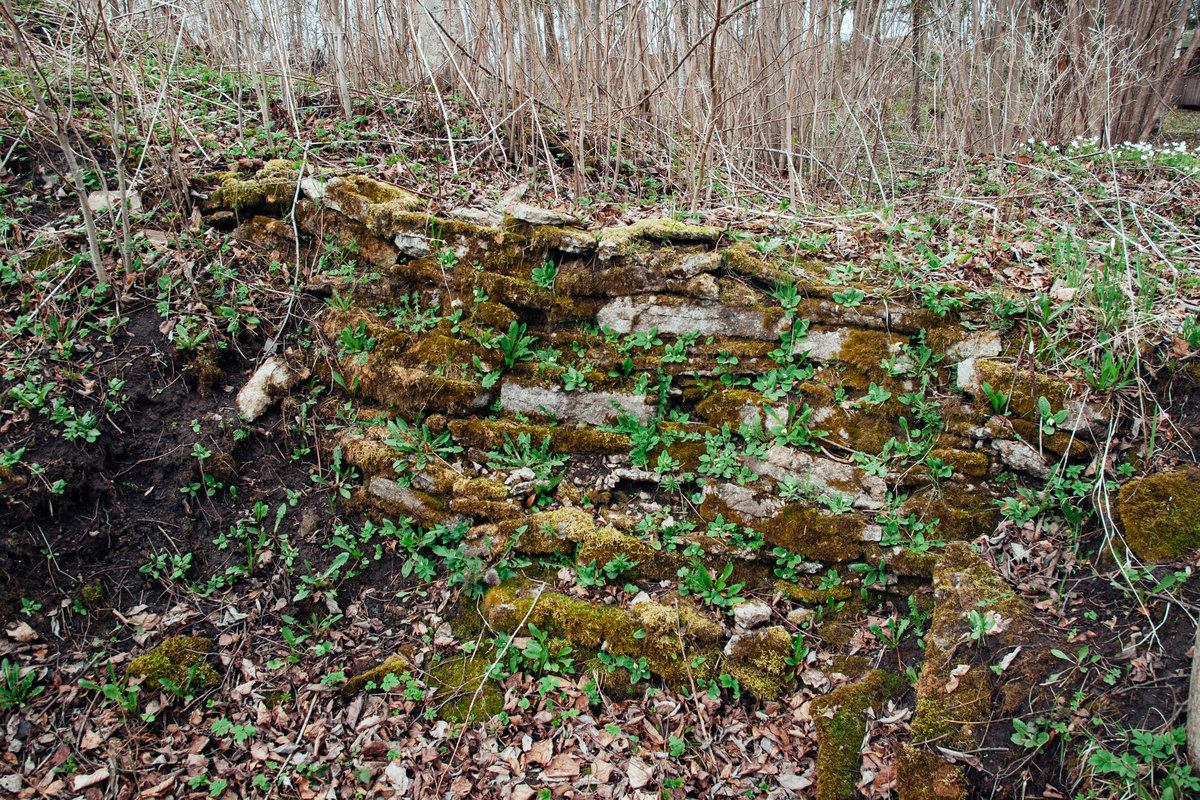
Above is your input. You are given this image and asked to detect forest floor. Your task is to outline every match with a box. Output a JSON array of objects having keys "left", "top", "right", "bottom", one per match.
[{"left": 3, "top": 57, "right": 1200, "bottom": 800}]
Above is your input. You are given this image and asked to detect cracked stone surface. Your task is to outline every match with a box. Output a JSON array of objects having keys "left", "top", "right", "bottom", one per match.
[
  {"left": 596, "top": 296, "right": 788, "bottom": 340},
  {"left": 499, "top": 381, "right": 654, "bottom": 426}
]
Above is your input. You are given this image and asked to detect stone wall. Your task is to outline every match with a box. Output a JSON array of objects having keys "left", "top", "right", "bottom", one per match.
[{"left": 203, "top": 164, "right": 1111, "bottom": 797}]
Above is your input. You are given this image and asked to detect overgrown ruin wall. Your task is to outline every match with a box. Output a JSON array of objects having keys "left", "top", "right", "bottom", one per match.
[{"left": 201, "top": 163, "right": 1115, "bottom": 798}]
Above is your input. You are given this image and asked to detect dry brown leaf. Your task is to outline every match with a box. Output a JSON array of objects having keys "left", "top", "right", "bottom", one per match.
[
  {"left": 6, "top": 621, "right": 37, "bottom": 642},
  {"left": 626, "top": 758, "right": 652, "bottom": 789},
  {"left": 944, "top": 664, "right": 971, "bottom": 693},
  {"left": 543, "top": 752, "right": 581, "bottom": 779},
  {"left": 73, "top": 768, "right": 109, "bottom": 791},
  {"left": 527, "top": 739, "right": 553, "bottom": 766}
]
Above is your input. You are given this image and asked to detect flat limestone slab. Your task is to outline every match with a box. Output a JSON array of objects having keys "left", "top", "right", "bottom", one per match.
[
  {"left": 499, "top": 381, "right": 654, "bottom": 425},
  {"left": 596, "top": 296, "right": 788, "bottom": 341}
]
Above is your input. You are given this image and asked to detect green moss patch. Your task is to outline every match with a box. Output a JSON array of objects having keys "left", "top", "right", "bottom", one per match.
[
  {"left": 429, "top": 656, "right": 503, "bottom": 722},
  {"left": 341, "top": 655, "right": 409, "bottom": 697},
  {"left": 761, "top": 504, "right": 875, "bottom": 563},
  {"left": 481, "top": 582, "right": 721, "bottom": 685},
  {"left": 1116, "top": 467, "right": 1200, "bottom": 561},
  {"left": 472, "top": 507, "right": 596, "bottom": 555},
  {"left": 725, "top": 626, "right": 794, "bottom": 701},
  {"left": 447, "top": 418, "right": 631, "bottom": 456},
  {"left": 898, "top": 542, "right": 1034, "bottom": 799},
  {"left": 812, "top": 670, "right": 907, "bottom": 800},
  {"left": 128, "top": 636, "right": 219, "bottom": 691}
]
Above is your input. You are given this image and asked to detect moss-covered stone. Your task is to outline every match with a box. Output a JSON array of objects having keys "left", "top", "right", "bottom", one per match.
[
  {"left": 1116, "top": 467, "right": 1200, "bottom": 562},
  {"left": 761, "top": 504, "right": 876, "bottom": 563},
  {"left": 481, "top": 582, "right": 721, "bottom": 685},
  {"left": 897, "top": 542, "right": 1033, "bottom": 800},
  {"left": 128, "top": 636, "right": 219, "bottom": 691},
  {"left": 428, "top": 656, "right": 503, "bottom": 722},
  {"left": 473, "top": 301, "right": 518, "bottom": 330},
  {"left": 721, "top": 242, "right": 794, "bottom": 286},
  {"left": 322, "top": 175, "right": 426, "bottom": 229},
  {"left": 359, "top": 477, "right": 459, "bottom": 524},
  {"left": 320, "top": 312, "right": 489, "bottom": 416},
  {"left": 812, "top": 670, "right": 907, "bottom": 800},
  {"left": 900, "top": 484, "right": 1001, "bottom": 544},
  {"left": 973, "top": 360, "right": 1069, "bottom": 413},
  {"left": 798, "top": 381, "right": 898, "bottom": 453},
  {"left": 695, "top": 389, "right": 773, "bottom": 431},
  {"left": 391, "top": 256, "right": 584, "bottom": 317},
  {"left": 472, "top": 507, "right": 596, "bottom": 555},
  {"left": 341, "top": 655, "right": 409, "bottom": 697},
  {"left": 775, "top": 580, "right": 855, "bottom": 606},
  {"left": 207, "top": 172, "right": 294, "bottom": 213},
  {"left": 928, "top": 448, "right": 990, "bottom": 478},
  {"left": 294, "top": 199, "right": 401, "bottom": 269},
  {"left": 447, "top": 418, "right": 631, "bottom": 456},
  {"left": 725, "top": 626, "right": 794, "bottom": 701},
  {"left": 597, "top": 218, "right": 721, "bottom": 260},
  {"left": 341, "top": 431, "right": 398, "bottom": 478},
  {"left": 576, "top": 526, "right": 685, "bottom": 581}
]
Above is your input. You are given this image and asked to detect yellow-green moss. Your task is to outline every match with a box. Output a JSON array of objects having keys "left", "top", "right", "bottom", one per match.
[
  {"left": 328, "top": 327, "right": 487, "bottom": 416},
  {"left": 900, "top": 484, "right": 1001, "bottom": 544},
  {"left": 598, "top": 218, "right": 721, "bottom": 258},
  {"left": 721, "top": 242, "right": 791, "bottom": 285},
  {"left": 726, "top": 626, "right": 794, "bottom": 701},
  {"left": 341, "top": 433, "right": 398, "bottom": 478},
  {"left": 447, "top": 418, "right": 631, "bottom": 456},
  {"left": 429, "top": 656, "right": 503, "bottom": 721},
  {"left": 775, "top": 580, "right": 855, "bottom": 606},
  {"left": 128, "top": 636, "right": 219, "bottom": 691},
  {"left": 928, "top": 448, "right": 990, "bottom": 478},
  {"left": 341, "top": 655, "right": 409, "bottom": 697},
  {"left": 971, "top": 360, "right": 1073, "bottom": 421},
  {"left": 406, "top": 333, "right": 493, "bottom": 371},
  {"left": 1008, "top": 419, "right": 1091, "bottom": 458},
  {"left": 761, "top": 505, "right": 872, "bottom": 563},
  {"left": 812, "top": 670, "right": 907, "bottom": 800},
  {"left": 797, "top": 381, "right": 897, "bottom": 453},
  {"left": 322, "top": 176, "right": 425, "bottom": 228},
  {"left": 476, "top": 507, "right": 596, "bottom": 555},
  {"left": 896, "top": 744, "right": 967, "bottom": 800},
  {"left": 576, "top": 526, "right": 684, "bottom": 581},
  {"left": 695, "top": 389, "right": 771, "bottom": 431},
  {"left": 898, "top": 542, "right": 1033, "bottom": 799},
  {"left": 481, "top": 582, "right": 720, "bottom": 685},
  {"left": 80, "top": 581, "right": 103, "bottom": 609},
  {"left": 258, "top": 159, "right": 298, "bottom": 179},
  {"left": 208, "top": 171, "right": 294, "bottom": 213},
  {"left": 392, "top": 256, "right": 583, "bottom": 316},
  {"left": 1116, "top": 468, "right": 1200, "bottom": 562},
  {"left": 473, "top": 301, "right": 518, "bottom": 330}
]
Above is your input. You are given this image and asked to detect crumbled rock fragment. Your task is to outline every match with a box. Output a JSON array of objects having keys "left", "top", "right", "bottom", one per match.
[
  {"left": 237, "top": 357, "right": 305, "bottom": 421},
  {"left": 508, "top": 202, "right": 578, "bottom": 227},
  {"left": 732, "top": 599, "right": 772, "bottom": 631},
  {"left": 87, "top": 190, "right": 142, "bottom": 213}
]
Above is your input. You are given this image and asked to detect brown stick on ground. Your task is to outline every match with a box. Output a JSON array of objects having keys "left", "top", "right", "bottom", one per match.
[{"left": 1189, "top": 615, "right": 1200, "bottom": 769}]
